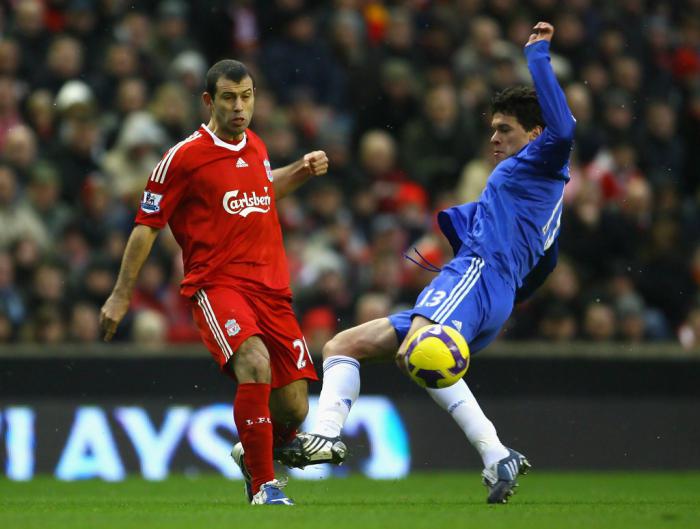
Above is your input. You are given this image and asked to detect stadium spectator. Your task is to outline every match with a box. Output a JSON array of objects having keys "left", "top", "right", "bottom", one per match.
[
  {"left": 63, "top": 0, "right": 101, "bottom": 68},
  {"left": 24, "top": 89, "right": 56, "bottom": 149},
  {"left": 637, "top": 100, "right": 685, "bottom": 188},
  {"left": 582, "top": 301, "right": 617, "bottom": 342},
  {"left": 9, "top": 0, "right": 50, "bottom": 82},
  {"left": 24, "top": 162, "right": 72, "bottom": 239},
  {"left": 354, "top": 59, "right": 418, "bottom": 143},
  {"left": 401, "top": 83, "right": 479, "bottom": 193},
  {"left": 353, "top": 292, "right": 392, "bottom": 326},
  {"left": 0, "top": 76, "right": 23, "bottom": 152},
  {"left": 2, "top": 124, "right": 38, "bottom": 185},
  {"left": 35, "top": 35, "right": 85, "bottom": 94},
  {"left": 678, "top": 307, "right": 700, "bottom": 351},
  {"left": 21, "top": 303, "right": 66, "bottom": 344},
  {"left": 301, "top": 306, "right": 337, "bottom": 357},
  {"left": 152, "top": 0, "right": 198, "bottom": 73},
  {"left": 68, "top": 301, "right": 101, "bottom": 343},
  {"left": 456, "top": 138, "right": 495, "bottom": 204},
  {"left": 101, "top": 111, "right": 166, "bottom": 202},
  {"left": 0, "top": 164, "right": 49, "bottom": 251},
  {"left": 0, "top": 38, "right": 21, "bottom": 77},
  {"left": 261, "top": 9, "right": 345, "bottom": 108},
  {"left": 132, "top": 308, "right": 168, "bottom": 349},
  {"left": 357, "top": 129, "right": 408, "bottom": 210},
  {"left": 149, "top": 82, "right": 198, "bottom": 146}
]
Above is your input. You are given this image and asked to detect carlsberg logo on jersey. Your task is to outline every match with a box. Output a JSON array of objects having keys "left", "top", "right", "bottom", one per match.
[{"left": 222, "top": 188, "right": 271, "bottom": 217}]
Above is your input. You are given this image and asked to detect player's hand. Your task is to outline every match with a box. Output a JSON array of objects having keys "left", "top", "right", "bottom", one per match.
[
  {"left": 526, "top": 21, "right": 554, "bottom": 47},
  {"left": 303, "top": 150, "right": 328, "bottom": 177},
  {"left": 99, "top": 293, "right": 130, "bottom": 342},
  {"left": 395, "top": 346, "right": 409, "bottom": 376}
]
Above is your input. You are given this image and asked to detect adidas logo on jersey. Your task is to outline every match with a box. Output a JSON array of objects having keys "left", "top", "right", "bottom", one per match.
[
  {"left": 236, "top": 158, "right": 248, "bottom": 168},
  {"left": 451, "top": 320, "right": 463, "bottom": 332}
]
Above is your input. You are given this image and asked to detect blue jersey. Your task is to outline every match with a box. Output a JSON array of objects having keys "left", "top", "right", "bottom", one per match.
[{"left": 438, "top": 41, "right": 575, "bottom": 289}]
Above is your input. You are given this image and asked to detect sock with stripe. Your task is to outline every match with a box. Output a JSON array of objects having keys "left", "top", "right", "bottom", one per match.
[
  {"left": 312, "top": 356, "right": 360, "bottom": 437},
  {"left": 426, "top": 379, "right": 509, "bottom": 468},
  {"left": 233, "top": 382, "right": 275, "bottom": 493}
]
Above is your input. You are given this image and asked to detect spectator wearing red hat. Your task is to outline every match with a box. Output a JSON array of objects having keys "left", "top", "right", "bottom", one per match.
[{"left": 302, "top": 306, "right": 337, "bottom": 358}]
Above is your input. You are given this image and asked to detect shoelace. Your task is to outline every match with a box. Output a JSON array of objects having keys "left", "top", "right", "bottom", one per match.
[
  {"left": 403, "top": 247, "right": 443, "bottom": 273},
  {"left": 263, "top": 477, "right": 289, "bottom": 489}
]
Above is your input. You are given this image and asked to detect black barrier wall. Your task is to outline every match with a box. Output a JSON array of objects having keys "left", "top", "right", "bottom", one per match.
[{"left": 1, "top": 350, "right": 699, "bottom": 479}]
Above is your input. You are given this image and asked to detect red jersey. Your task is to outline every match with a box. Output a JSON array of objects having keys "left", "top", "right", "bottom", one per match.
[{"left": 135, "top": 125, "right": 291, "bottom": 298}]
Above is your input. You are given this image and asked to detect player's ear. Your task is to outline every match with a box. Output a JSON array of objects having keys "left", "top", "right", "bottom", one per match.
[
  {"left": 528, "top": 125, "right": 543, "bottom": 141},
  {"left": 202, "top": 91, "right": 213, "bottom": 107}
]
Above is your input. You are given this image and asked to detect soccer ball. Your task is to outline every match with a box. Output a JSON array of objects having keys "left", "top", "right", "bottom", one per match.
[{"left": 403, "top": 324, "right": 470, "bottom": 389}]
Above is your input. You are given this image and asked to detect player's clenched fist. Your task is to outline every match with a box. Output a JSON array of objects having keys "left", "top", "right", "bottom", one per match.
[
  {"left": 99, "top": 294, "right": 130, "bottom": 341},
  {"left": 526, "top": 21, "right": 554, "bottom": 46},
  {"left": 303, "top": 150, "right": 329, "bottom": 177}
]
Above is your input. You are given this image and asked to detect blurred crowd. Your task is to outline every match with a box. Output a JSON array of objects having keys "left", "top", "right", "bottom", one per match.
[{"left": 0, "top": 0, "right": 699, "bottom": 352}]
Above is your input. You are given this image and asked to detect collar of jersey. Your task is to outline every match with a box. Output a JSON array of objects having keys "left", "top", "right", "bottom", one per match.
[{"left": 201, "top": 123, "right": 247, "bottom": 152}]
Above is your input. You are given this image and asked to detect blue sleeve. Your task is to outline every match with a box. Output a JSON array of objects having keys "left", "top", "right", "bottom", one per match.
[
  {"left": 514, "top": 237, "right": 558, "bottom": 303},
  {"left": 524, "top": 41, "right": 576, "bottom": 167},
  {"left": 437, "top": 202, "right": 478, "bottom": 256}
]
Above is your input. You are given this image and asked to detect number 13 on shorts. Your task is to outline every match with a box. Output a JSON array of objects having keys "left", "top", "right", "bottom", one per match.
[{"left": 293, "top": 338, "right": 314, "bottom": 369}]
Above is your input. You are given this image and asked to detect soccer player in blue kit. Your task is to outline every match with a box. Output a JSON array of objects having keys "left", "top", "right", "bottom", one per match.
[{"left": 280, "top": 22, "right": 575, "bottom": 504}]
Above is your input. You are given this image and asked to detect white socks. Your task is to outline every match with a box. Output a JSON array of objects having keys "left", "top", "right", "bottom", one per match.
[
  {"left": 312, "top": 356, "right": 361, "bottom": 437},
  {"left": 426, "top": 379, "right": 509, "bottom": 468},
  {"left": 313, "top": 355, "right": 509, "bottom": 469}
]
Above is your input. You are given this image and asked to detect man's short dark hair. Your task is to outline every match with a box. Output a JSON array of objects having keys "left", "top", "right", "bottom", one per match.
[
  {"left": 491, "top": 86, "right": 544, "bottom": 131},
  {"left": 205, "top": 60, "right": 253, "bottom": 99}
]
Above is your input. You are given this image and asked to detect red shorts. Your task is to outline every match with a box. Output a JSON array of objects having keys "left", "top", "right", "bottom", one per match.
[{"left": 190, "top": 285, "right": 319, "bottom": 388}]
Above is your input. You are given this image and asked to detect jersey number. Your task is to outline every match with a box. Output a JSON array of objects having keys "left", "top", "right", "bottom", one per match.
[
  {"left": 293, "top": 338, "right": 314, "bottom": 370},
  {"left": 416, "top": 289, "right": 447, "bottom": 308}
]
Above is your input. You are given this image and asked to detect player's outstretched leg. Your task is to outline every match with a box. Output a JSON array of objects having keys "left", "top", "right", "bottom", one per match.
[
  {"left": 425, "top": 374, "right": 534, "bottom": 504},
  {"left": 481, "top": 448, "right": 532, "bottom": 504},
  {"left": 276, "top": 353, "right": 357, "bottom": 468},
  {"left": 277, "top": 354, "right": 359, "bottom": 468},
  {"left": 279, "top": 319, "right": 397, "bottom": 468},
  {"left": 231, "top": 442, "right": 295, "bottom": 505}
]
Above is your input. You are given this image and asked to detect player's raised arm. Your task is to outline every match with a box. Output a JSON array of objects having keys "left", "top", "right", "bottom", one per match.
[
  {"left": 524, "top": 22, "right": 576, "bottom": 142},
  {"left": 271, "top": 150, "right": 328, "bottom": 199},
  {"left": 99, "top": 224, "right": 160, "bottom": 341}
]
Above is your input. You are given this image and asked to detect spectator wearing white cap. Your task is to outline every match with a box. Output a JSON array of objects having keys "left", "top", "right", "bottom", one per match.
[{"left": 102, "top": 111, "right": 167, "bottom": 203}]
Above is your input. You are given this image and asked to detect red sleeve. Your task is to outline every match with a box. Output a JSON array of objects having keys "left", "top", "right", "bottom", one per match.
[{"left": 134, "top": 144, "right": 190, "bottom": 229}]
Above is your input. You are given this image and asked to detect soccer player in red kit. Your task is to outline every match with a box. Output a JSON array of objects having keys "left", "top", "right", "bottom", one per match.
[{"left": 99, "top": 60, "right": 329, "bottom": 505}]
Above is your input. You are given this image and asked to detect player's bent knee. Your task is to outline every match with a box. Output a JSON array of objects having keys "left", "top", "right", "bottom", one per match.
[
  {"left": 233, "top": 348, "right": 271, "bottom": 383},
  {"left": 321, "top": 332, "right": 357, "bottom": 360},
  {"left": 323, "top": 319, "right": 397, "bottom": 363},
  {"left": 281, "top": 401, "right": 308, "bottom": 426},
  {"left": 270, "top": 396, "right": 309, "bottom": 426}
]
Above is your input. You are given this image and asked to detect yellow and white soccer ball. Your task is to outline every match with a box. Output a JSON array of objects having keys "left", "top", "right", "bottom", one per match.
[{"left": 403, "top": 324, "right": 470, "bottom": 389}]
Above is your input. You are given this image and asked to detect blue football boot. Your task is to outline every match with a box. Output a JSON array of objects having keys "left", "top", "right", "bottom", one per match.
[
  {"left": 481, "top": 448, "right": 531, "bottom": 504},
  {"left": 251, "top": 479, "right": 295, "bottom": 505}
]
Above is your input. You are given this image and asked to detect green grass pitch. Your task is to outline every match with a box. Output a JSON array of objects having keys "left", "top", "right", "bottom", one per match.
[{"left": 2, "top": 472, "right": 699, "bottom": 529}]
